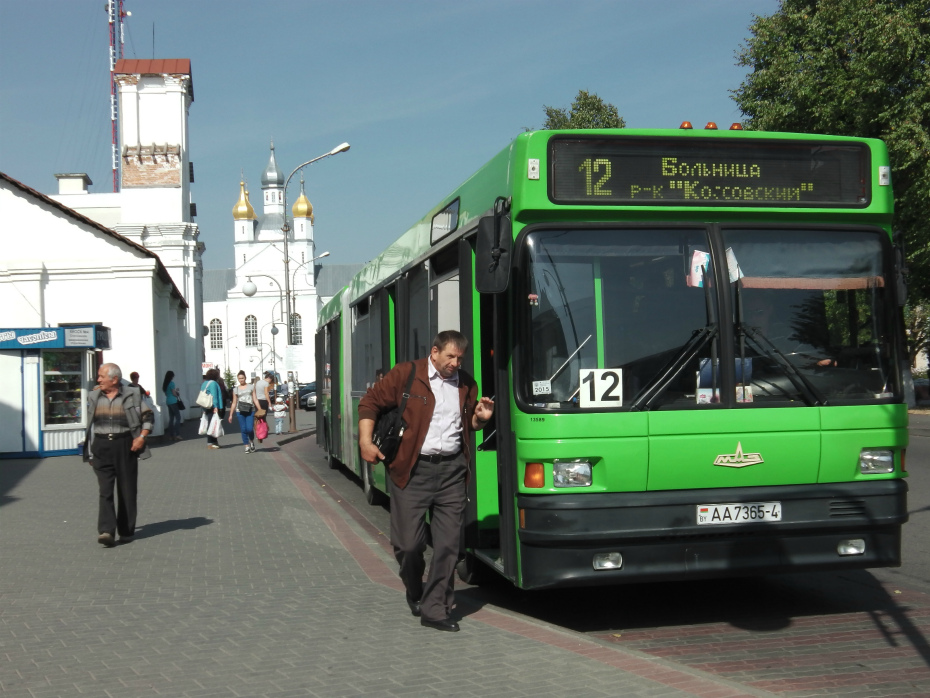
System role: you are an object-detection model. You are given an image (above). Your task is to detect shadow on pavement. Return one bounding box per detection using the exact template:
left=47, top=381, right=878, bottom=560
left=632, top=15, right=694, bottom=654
left=0, top=459, right=41, bottom=507
left=136, top=516, right=214, bottom=539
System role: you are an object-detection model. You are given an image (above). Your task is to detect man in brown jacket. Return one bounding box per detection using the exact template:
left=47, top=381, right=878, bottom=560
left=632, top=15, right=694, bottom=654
left=359, top=330, right=494, bottom=632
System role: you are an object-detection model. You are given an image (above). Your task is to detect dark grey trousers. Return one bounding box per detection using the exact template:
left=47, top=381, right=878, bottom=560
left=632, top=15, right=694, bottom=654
left=389, top=454, right=467, bottom=622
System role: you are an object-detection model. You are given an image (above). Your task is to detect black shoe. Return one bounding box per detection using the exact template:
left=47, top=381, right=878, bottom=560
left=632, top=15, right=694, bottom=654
left=98, top=532, right=116, bottom=548
left=421, top=617, right=459, bottom=632
left=407, top=599, right=422, bottom=617
left=119, top=534, right=134, bottom=544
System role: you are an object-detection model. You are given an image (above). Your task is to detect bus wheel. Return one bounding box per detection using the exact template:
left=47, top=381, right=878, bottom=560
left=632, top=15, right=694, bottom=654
left=455, top=553, right=492, bottom=586
left=363, top=460, right=387, bottom=506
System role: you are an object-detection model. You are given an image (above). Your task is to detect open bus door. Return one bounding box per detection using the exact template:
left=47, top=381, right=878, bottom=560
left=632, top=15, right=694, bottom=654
left=461, top=213, right=518, bottom=585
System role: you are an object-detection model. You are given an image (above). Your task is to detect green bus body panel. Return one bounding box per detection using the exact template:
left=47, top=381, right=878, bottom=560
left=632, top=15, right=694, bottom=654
left=512, top=405, right=906, bottom=493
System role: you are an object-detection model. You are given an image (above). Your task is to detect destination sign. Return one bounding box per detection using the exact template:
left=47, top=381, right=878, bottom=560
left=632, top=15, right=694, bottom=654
left=548, top=137, right=870, bottom=208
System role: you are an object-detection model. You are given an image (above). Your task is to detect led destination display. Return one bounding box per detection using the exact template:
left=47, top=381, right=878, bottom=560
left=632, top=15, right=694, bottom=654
left=549, top=137, right=870, bottom=207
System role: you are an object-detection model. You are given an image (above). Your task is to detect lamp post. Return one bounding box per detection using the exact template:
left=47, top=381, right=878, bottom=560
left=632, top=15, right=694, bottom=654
left=282, top=144, right=349, bottom=344
left=280, top=142, right=349, bottom=433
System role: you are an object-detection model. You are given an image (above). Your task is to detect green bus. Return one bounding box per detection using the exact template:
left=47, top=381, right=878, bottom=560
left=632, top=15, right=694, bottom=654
left=316, top=125, right=909, bottom=590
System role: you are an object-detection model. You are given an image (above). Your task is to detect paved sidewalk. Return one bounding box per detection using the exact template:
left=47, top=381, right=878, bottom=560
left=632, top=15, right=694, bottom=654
left=0, top=413, right=773, bottom=698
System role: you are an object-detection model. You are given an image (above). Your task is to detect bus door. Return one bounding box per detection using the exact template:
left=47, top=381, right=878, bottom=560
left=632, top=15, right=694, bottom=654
left=326, top=319, right=343, bottom=463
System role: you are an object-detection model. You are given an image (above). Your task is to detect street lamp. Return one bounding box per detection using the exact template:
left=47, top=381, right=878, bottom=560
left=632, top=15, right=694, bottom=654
left=242, top=275, right=286, bottom=323
left=281, top=142, right=350, bottom=433
left=282, top=143, right=349, bottom=344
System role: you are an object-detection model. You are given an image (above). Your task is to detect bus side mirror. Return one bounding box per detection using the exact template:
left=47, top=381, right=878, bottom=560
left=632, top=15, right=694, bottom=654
left=475, top=213, right=512, bottom=294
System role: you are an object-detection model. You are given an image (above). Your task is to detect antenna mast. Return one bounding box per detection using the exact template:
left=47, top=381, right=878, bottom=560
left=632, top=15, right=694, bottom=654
left=107, top=1, right=128, bottom=192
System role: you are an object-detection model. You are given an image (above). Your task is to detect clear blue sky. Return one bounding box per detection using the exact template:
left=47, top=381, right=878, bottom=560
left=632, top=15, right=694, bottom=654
left=0, top=0, right=780, bottom=271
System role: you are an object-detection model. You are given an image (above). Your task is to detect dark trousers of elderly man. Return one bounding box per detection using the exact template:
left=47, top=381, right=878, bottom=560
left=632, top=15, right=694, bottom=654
left=91, top=435, right=139, bottom=542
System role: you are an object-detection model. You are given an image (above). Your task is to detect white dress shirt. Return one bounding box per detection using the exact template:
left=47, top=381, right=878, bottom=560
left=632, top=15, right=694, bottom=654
left=420, top=358, right=463, bottom=456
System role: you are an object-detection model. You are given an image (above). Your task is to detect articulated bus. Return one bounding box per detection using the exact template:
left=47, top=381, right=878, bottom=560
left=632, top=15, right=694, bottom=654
left=316, top=125, right=908, bottom=590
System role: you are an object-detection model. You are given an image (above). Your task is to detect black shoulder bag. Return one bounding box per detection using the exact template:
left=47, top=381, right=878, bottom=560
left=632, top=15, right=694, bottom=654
left=372, top=363, right=416, bottom=466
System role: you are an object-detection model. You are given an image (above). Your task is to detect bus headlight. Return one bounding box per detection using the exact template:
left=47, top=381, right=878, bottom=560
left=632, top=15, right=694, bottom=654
left=859, top=449, right=894, bottom=474
left=553, top=459, right=592, bottom=487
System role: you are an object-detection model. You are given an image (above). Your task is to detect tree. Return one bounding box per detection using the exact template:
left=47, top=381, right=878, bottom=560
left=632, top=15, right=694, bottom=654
left=541, top=90, right=625, bottom=130
left=731, top=0, right=930, bottom=301
left=223, top=367, right=235, bottom=391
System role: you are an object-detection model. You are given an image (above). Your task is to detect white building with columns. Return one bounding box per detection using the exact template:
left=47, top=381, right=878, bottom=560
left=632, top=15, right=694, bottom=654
left=202, top=142, right=360, bottom=385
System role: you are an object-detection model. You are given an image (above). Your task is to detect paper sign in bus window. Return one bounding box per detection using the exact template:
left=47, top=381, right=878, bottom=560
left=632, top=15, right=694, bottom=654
left=579, top=369, right=623, bottom=408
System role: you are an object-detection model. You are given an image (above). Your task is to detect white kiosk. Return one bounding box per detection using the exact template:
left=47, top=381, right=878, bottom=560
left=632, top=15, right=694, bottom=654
left=0, top=325, right=111, bottom=458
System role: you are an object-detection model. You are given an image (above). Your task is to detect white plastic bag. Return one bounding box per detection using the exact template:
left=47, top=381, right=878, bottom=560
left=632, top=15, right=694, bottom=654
left=198, top=412, right=210, bottom=435
left=207, top=413, right=224, bottom=439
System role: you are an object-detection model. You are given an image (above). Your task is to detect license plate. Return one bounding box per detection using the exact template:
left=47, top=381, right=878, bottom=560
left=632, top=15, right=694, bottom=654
left=696, top=501, right=781, bottom=525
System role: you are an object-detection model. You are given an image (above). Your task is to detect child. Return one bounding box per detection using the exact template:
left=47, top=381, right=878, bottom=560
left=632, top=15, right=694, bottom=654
left=273, top=395, right=287, bottom=434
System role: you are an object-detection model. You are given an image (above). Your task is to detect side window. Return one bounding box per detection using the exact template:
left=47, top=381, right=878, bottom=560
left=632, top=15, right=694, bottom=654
left=407, top=265, right=429, bottom=361
left=209, top=319, right=223, bottom=349
left=351, top=298, right=370, bottom=391
left=244, top=315, right=258, bottom=347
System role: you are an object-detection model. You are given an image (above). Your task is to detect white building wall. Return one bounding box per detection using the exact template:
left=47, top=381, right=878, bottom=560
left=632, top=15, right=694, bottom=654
left=1, top=180, right=190, bottom=436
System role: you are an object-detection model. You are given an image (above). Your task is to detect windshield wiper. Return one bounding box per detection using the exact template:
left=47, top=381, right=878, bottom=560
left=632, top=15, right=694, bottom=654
left=733, top=279, right=826, bottom=407
left=630, top=262, right=718, bottom=411
left=629, top=323, right=718, bottom=411
left=741, top=324, right=828, bottom=406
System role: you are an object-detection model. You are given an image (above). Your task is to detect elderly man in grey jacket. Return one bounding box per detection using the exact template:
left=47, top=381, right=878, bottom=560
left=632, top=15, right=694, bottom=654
left=83, top=363, right=153, bottom=547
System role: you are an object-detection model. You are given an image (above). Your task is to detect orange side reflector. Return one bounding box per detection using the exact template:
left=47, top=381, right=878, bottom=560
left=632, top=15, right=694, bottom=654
left=679, top=121, right=693, bottom=130
left=730, top=122, right=743, bottom=130
left=901, top=449, right=907, bottom=473
left=519, top=508, right=526, bottom=529
left=524, top=462, right=545, bottom=488
left=705, top=122, right=718, bottom=130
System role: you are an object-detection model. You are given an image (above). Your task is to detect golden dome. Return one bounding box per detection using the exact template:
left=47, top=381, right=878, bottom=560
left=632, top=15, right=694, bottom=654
left=292, top=177, right=313, bottom=220
left=232, top=181, right=257, bottom=220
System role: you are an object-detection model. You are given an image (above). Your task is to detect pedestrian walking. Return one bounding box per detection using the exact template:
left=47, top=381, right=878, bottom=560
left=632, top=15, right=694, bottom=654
left=82, top=363, right=153, bottom=547
left=358, top=330, right=494, bottom=632
left=255, top=372, right=273, bottom=442
left=200, top=368, right=225, bottom=450
left=163, top=370, right=183, bottom=441
left=272, top=395, right=287, bottom=434
left=228, top=370, right=258, bottom=453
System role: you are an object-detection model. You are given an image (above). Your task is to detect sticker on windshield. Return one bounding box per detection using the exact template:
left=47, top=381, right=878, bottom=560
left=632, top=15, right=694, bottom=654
left=579, top=369, right=622, bottom=408
left=726, top=247, right=744, bottom=283
left=532, top=380, right=552, bottom=396
left=688, top=250, right=710, bottom=287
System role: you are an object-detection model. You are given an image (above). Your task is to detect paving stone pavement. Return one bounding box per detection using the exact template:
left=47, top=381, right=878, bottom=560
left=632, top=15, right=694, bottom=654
left=1, top=415, right=775, bottom=698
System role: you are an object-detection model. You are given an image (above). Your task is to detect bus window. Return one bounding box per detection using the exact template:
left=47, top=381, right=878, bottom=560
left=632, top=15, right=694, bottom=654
left=406, top=265, right=429, bottom=361
left=725, top=228, right=896, bottom=404
left=522, top=228, right=715, bottom=410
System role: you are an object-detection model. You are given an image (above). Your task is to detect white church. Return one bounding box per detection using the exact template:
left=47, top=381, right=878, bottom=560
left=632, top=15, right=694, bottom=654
left=201, top=144, right=360, bottom=387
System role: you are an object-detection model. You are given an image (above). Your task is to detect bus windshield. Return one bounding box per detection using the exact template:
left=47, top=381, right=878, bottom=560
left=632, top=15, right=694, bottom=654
left=521, top=226, right=897, bottom=410
left=725, top=228, right=896, bottom=405
left=522, top=228, right=717, bottom=409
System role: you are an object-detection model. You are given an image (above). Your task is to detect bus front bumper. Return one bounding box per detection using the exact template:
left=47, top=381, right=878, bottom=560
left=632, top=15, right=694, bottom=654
left=516, top=480, right=908, bottom=590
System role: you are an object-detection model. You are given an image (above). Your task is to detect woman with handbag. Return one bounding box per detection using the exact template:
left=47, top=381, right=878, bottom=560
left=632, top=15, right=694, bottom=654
left=163, top=370, right=183, bottom=442
left=228, top=371, right=259, bottom=453
left=254, top=372, right=273, bottom=443
left=199, top=368, right=225, bottom=450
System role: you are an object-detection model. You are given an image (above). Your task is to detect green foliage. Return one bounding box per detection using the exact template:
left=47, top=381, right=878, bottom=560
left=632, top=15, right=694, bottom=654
left=542, top=90, right=626, bottom=130
left=223, top=367, right=235, bottom=390
left=731, top=0, right=930, bottom=300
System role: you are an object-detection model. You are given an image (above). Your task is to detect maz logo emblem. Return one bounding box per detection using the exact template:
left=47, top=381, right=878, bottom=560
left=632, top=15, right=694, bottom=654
left=714, top=442, right=764, bottom=468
